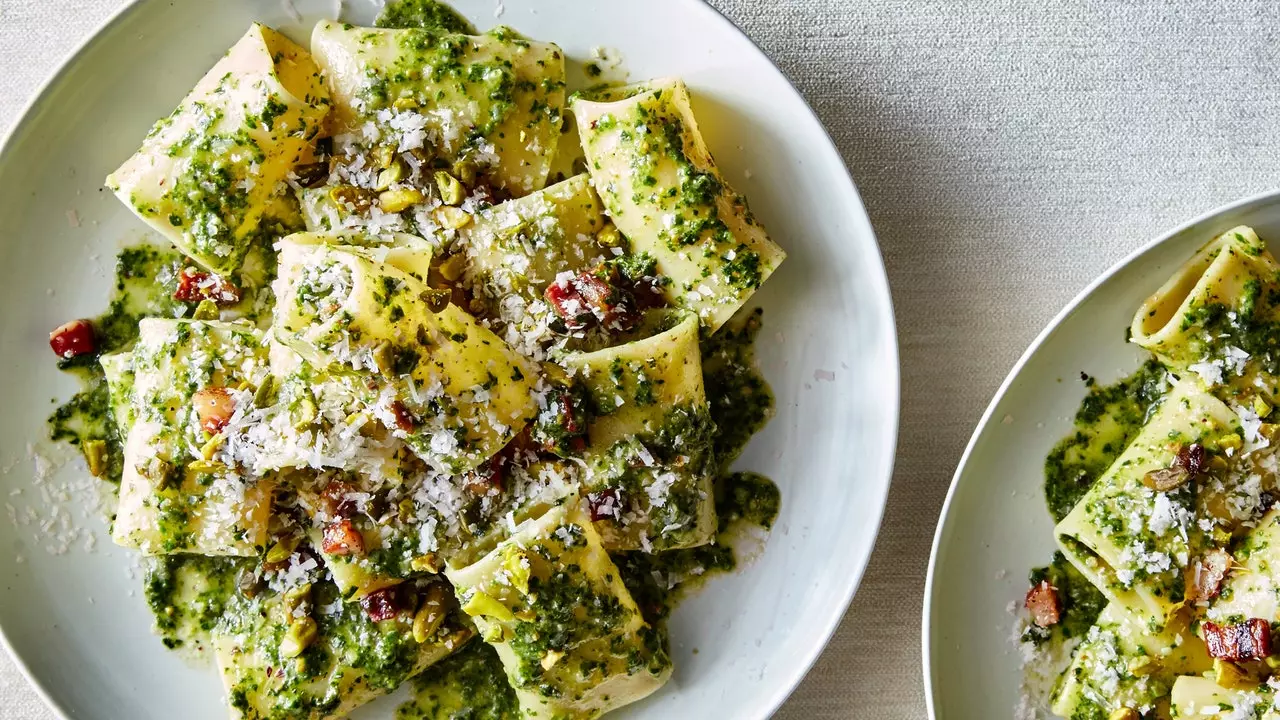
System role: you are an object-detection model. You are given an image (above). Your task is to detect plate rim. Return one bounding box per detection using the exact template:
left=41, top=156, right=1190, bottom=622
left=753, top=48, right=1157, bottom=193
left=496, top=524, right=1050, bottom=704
left=920, top=186, right=1280, bottom=719
left=0, top=1, right=902, bottom=718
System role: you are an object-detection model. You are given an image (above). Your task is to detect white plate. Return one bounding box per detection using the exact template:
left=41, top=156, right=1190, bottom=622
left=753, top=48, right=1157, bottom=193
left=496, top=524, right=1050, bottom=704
left=923, top=189, right=1280, bottom=719
left=0, top=1, right=898, bottom=718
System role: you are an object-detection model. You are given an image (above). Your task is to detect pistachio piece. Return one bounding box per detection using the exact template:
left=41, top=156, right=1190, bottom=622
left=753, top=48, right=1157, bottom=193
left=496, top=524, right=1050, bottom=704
left=375, top=159, right=407, bottom=191
left=1141, top=466, right=1189, bottom=492
left=482, top=624, right=507, bottom=643
left=392, top=96, right=418, bottom=111
left=420, top=288, right=451, bottom=313
left=412, top=584, right=451, bottom=643
left=462, top=591, right=515, bottom=623
left=451, top=157, right=477, bottom=187
left=265, top=535, right=300, bottom=564
left=1126, top=655, right=1155, bottom=676
left=437, top=253, right=468, bottom=282
left=1215, top=657, right=1263, bottom=689
left=374, top=145, right=397, bottom=170
left=192, top=299, right=220, bottom=320
left=434, top=171, right=465, bottom=206
left=330, top=185, right=373, bottom=214
left=410, top=553, right=441, bottom=574
left=1256, top=396, right=1273, bottom=418
left=1107, top=709, right=1138, bottom=720
left=253, top=376, right=276, bottom=408
left=1220, top=432, right=1243, bottom=454
left=371, top=341, right=396, bottom=377
left=83, top=440, right=109, bottom=478
left=282, top=583, right=313, bottom=615
left=186, top=459, right=225, bottom=477
left=294, top=398, right=318, bottom=430
left=200, top=433, right=224, bottom=461
left=434, top=206, right=472, bottom=230
left=139, top=457, right=176, bottom=489
left=595, top=223, right=623, bottom=247
left=279, top=617, right=318, bottom=658
left=540, top=649, right=565, bottom=671
left=291, top=161, right=330, bottom=189
left=501, top=546, right=532, bottom=596
left=379, top=187, right=426, bottom=213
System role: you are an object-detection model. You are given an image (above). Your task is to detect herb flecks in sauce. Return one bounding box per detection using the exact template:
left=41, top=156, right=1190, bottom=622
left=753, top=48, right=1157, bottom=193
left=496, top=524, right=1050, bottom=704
left=1043, top=360, right=1168, bottom=522
left=397, top=640, right=518, bottom=720
left=48, top=244, right=185, bottom=483
left=701, top=307, right=775, bottom=470
left=376, top=0, right=477, bottom=33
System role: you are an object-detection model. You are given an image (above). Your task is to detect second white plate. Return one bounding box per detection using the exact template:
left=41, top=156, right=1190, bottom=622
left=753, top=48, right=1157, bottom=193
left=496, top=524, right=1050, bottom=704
left=923, top=189, right=1280, bottom=719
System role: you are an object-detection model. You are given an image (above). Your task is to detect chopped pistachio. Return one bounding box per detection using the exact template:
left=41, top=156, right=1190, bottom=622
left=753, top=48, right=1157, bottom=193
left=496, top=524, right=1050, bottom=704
left=501, top=546, right=532, bottom=595
left=1262, top=423, right=1280, bottom=441
left=462, top=591, right=515, bottom=623
left=375, top=159, right=407, bottom=191
left=192, top=300, right=220, bottom=320
left=291, top=161, right=329, bottom=189
left=540, top=649, right=565, bottom=671
left=83, top=440, right=108, bottom=478
left=371, top=341, right=395, bottom=377
left=266, top=535, right=300, bottom=564
left=410, top=553, right=441, bottom=574
left=595, top=223, right=623, bottom=247
left=294, top=398, right=317, bottom=429
left=1219, top=432, right=1243, bottom=454
left=443, top=628, right=473, bottom=650
left=330, top=185, right=373, bottom=214
left=1267, top=655, right=1280, bottom=670
left=434, top=206, right=472, bottom=229
left=139, top=457, right=176, bottom=488
left=379, top=187, right=426, bottom=213
left=412, top=584, right=450, bottom=643
left=1215, top=658, right=1262, bottom=689
left=392, top=96, right=418, bottom=111
left=514, top=608, right=537, bottom=622
left=434, top=171, right=465, bottom=206
left=1107, top=709, right=1138, bottom=720
left=451, top=157, right=478, bottom=186
left=253, top=376, right=276, bottom=408
left=279, top=617, right=318, bottom=658
left=1212, top=526, right=1233, bottom=547
left=437, top=253, right=467, bottom=282
left=200, top=434, right=224, bottom=461
left=398, top=497, right=416, bottom=521
left=482, top=624, right=506, bottom=643
left=1255, top=396, right=1274, bottom=418
left=374, top=145, right=397, bottom=170
left=1126, top=655, right=1155, bottom=676
left=186, top=459, right=225, bottom=476
left=421, top=288, right=451, bottom=313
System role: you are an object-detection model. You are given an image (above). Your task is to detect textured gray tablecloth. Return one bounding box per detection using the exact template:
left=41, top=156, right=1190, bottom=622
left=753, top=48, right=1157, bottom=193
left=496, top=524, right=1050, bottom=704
left=6, top=0, right=1280, bottom=717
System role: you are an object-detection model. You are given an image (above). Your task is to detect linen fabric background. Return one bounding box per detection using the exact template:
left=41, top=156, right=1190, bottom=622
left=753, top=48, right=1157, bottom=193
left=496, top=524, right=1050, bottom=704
left=5, top=0, right=1280, bottom=717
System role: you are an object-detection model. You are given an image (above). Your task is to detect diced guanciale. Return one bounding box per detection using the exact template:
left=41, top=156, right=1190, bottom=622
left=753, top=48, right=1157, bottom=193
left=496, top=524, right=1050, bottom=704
left=1024, top=580, right=1061, bottom=627
left=174, top=267, right=242, bottom=305
left=544, top=268, right=639, bottom=332
left=49, top=319, right=97, bottom=359
left=192, top=386, right=236, bottom=435
left=1203, top=619, right=1272, bottom=661
left=1185, top=548, right=1232, bottom=602
left=321, top=518, right=366, bottom=556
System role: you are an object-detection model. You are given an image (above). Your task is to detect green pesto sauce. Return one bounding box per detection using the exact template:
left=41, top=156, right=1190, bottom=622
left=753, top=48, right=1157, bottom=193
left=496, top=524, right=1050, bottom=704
left=377, top=0, right=477, bottom=33
left=47, top=243, right=185, bottom=483
left=397, top=640, right=517, bottom=720
left=143, top=554, right=245, bottom=651
left=615, top=471, right=781, bottom=623
left=1021, top=551, right=1105, bottom=646
left=701, top=307, right=775, bottom=470
left=1043, top=359, right=1167, bottom=522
